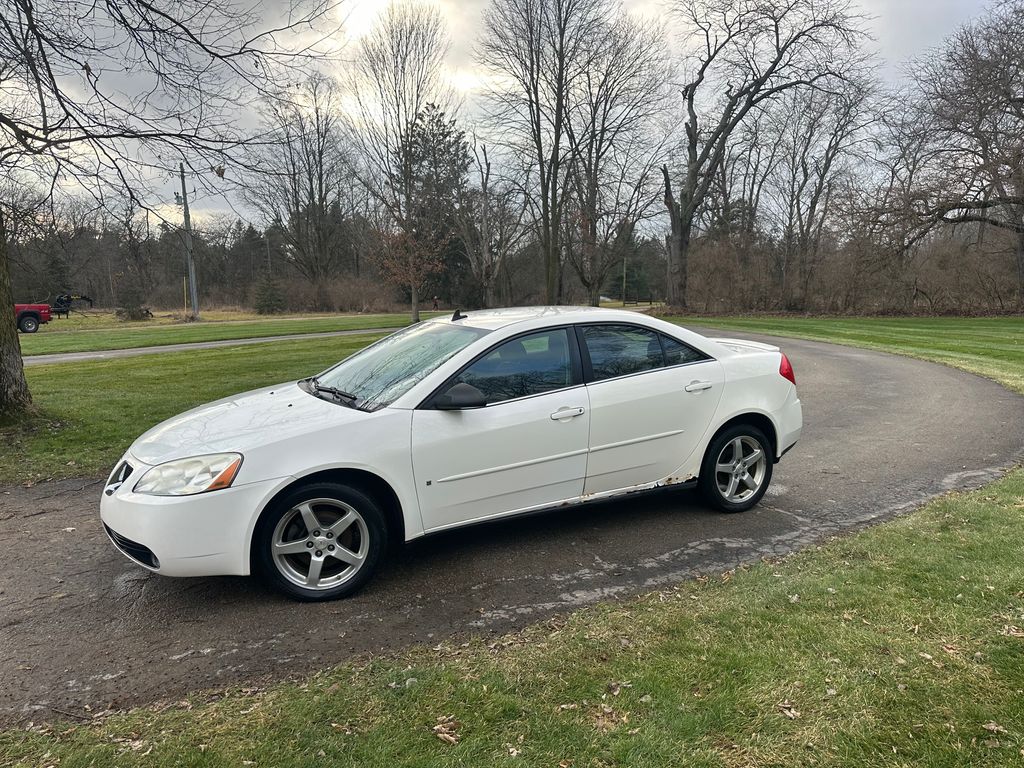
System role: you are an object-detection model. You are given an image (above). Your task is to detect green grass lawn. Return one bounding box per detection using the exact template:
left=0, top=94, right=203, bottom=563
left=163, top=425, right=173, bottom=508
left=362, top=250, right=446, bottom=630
left=1, top=315, right=1023, bottom=766
left=674, top=315, right=1024, bottom=395
left=2, top=332, right=387, bottom=484
left=19, top=311, right=440, bottom=356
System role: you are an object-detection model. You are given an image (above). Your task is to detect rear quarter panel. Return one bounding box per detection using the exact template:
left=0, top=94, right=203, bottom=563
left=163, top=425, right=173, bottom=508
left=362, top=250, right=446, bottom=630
left=709, top=351, right=794, bottom=455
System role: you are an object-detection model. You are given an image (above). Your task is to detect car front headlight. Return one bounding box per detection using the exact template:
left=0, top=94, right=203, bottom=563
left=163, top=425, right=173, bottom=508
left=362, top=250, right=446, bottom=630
left=133, top=453, right=243, bottom=496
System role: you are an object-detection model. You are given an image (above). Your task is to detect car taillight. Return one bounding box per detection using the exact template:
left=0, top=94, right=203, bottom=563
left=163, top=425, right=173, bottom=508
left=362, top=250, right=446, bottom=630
left=779, top=353, right=796, bottom=386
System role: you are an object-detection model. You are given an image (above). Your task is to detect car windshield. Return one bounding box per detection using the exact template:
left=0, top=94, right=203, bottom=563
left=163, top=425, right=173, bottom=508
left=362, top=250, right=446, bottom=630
left=312, top=322, right=490, bottom=411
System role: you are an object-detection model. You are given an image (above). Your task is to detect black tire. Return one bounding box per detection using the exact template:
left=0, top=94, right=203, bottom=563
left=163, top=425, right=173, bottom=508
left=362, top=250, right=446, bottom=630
left=18, top=315, right=39, bottom=333
left=253, top=481, right=388, bottom=601
left=698, top=424, right=773, bottom=513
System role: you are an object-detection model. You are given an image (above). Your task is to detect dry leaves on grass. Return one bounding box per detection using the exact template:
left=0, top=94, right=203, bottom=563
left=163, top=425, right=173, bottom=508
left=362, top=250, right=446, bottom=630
left=777, top=700, right=801, bottom=719
left=593, top=704, right=629, bottom=732
left=432, top=715, right=460, bottom=745
left=1000, top=625, right=1024, bottom=637
left=982, top=721, right=1008, bottom=734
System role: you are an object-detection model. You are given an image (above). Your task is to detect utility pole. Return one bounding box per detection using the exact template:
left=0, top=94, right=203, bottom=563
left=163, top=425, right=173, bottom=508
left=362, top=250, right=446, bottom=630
left=177, top=162, right=200, bottom=319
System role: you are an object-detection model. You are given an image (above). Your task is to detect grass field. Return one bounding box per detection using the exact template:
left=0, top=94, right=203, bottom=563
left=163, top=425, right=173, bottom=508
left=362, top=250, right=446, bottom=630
left=18, top=311, right=437, bottom=356
left=675, top=315, right=1024, bottom=395
left=1, top=333, right=387, bottom=484
left=1, top=315, right=1022, bottom=766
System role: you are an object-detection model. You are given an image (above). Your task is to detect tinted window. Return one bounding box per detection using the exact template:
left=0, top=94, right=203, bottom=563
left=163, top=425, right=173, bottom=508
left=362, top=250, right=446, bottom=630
left=582, top=325, right=664, bottom=381
left=661, top=334, right=709, bottom=366
left=454, top=328, right=573, bottom=404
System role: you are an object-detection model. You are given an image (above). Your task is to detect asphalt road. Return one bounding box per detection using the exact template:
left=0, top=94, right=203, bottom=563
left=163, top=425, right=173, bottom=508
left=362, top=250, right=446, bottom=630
left=21, top=327, right=396, bottom=365
left=2, top=333, right=1022, bottom=725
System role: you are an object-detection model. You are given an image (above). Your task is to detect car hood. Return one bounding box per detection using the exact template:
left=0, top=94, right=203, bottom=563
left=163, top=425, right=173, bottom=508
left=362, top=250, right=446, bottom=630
left=129, top=381, right=368, bottom=465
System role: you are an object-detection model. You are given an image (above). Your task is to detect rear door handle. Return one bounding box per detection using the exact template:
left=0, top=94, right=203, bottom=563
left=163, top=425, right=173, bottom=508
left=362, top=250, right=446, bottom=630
left=684, top=381, right=713, bottom=393
left=550, top=406, right=586, bottom=420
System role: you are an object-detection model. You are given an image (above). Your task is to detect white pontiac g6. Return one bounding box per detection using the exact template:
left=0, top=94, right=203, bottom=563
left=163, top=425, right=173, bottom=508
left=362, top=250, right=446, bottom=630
left=100, top=307, right=802, bottom=601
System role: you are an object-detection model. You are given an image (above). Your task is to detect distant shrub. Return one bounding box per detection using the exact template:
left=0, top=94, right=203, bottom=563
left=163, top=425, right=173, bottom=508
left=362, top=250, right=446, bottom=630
left=115, top=280, right=153, bottom=321
left=254, top=274, right=286, bottom=315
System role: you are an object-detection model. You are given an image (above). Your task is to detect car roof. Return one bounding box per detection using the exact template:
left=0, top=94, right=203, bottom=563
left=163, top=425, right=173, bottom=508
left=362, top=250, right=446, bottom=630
left=425, top=306, right=656, bottom=331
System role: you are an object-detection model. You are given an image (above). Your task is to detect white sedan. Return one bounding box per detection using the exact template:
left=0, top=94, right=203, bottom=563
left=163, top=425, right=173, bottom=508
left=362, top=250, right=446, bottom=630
left=100, top=307, right=801, bottom=601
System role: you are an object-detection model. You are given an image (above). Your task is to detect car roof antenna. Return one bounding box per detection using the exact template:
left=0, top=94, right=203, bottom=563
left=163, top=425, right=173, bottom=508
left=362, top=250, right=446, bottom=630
left=451, top=308, right=467, bottom=321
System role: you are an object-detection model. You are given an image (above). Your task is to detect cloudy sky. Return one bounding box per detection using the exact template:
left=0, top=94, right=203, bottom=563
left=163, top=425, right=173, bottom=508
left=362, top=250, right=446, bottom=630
left=338, top=0, right=984, bottom=83
left=187, top=0, right=987, bottom=221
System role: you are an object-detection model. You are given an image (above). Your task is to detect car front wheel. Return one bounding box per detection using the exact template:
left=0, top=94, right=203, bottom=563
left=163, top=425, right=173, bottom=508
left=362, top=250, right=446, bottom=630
left=699, top=425, right=773, bottom=513
left=18, top=315, right=39, bottom=333
left=253, top=482, right=387, bottom=601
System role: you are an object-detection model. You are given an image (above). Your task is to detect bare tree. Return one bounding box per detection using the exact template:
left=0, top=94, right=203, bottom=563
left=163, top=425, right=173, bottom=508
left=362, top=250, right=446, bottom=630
left=768, top=75, right=876, bottom=308
left=479, top=0, right=607, bottom=304
left=456, top=144, right=530, bottom=307
left=661, top=0, right=865, bottom=307
left=245, top=75, right=349, bottom=310
left=0, top=0, right=335, bottom=418
left=346, top=0, right=450, bottom=320
left=908, top=0, right=1024, bottom=306
left=563, top=14, right=670, bottom=305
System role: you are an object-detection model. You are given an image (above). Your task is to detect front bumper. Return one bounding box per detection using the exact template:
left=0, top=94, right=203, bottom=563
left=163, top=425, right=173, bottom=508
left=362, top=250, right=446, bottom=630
left=99, top=457, right=286, bottom=577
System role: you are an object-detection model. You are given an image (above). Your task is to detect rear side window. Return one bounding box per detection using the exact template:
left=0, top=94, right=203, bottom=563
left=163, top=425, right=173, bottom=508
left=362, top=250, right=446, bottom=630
left=661, top=334, right=709, bottom=366
left=581, top=325, right=663, bottom=382
left=453, top=328, right=573, bottom=404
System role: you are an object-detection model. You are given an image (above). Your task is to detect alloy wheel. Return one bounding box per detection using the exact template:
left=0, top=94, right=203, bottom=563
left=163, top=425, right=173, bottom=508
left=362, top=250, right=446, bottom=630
left=271, top=498, right=369, bottom=590
left=714, top=436, right=767, bottom=504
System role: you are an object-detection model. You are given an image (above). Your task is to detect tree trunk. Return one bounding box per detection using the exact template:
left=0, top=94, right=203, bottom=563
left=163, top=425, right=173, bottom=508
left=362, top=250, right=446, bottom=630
left=1016, top=227, right=1024, bottom=311
left=0, top=235, right=32, bottom=420
left=545, top=235, right=559, bottom=305
left=483, top=275, right=495, bottom=309
left=410, top=283, right=420, bottom=323
left=663, top=166, right=687, bottom=309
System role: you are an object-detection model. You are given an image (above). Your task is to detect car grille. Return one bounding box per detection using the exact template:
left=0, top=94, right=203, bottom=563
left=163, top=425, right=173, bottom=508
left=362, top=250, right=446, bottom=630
left=104, top=524, right=160, bottom=569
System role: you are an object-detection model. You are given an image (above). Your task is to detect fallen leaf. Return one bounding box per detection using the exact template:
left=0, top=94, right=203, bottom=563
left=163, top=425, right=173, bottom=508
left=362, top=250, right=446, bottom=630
left=982, top=721, right=1007, bottom=734
left=777, top=700, right=801, bottom=719
left=432, top=715, right=460, bottom=745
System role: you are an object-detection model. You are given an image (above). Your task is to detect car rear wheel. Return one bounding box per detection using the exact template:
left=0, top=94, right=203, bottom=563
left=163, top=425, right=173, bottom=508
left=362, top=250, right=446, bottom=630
left=18, top=315, right=39, bottom=333
left=699, top=424, right=773, bottom=513
left=253, top=482, right=387, bottom=601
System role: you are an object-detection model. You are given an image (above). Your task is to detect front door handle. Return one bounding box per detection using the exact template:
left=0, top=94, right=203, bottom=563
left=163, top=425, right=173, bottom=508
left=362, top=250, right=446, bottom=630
left=550, top=406, right=586, bottom=420
left=684, top=380, right=713, bottom=393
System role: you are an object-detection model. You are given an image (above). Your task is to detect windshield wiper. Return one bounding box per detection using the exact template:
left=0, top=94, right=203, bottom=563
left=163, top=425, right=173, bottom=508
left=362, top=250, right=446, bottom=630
left=309, top=377, right=359, bottom=406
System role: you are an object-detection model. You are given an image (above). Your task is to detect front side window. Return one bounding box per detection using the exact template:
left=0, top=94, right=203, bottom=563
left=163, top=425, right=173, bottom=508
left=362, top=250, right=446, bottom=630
left=582, top=324, right=664, bottom=381
left=452, top=328, right=574, bottom=404
left=314, top=322, right=490, bottom=410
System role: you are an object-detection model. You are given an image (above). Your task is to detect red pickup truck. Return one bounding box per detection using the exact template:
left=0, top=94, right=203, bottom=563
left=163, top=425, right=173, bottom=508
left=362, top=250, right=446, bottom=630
left=14, top=303, right=51, bottom=333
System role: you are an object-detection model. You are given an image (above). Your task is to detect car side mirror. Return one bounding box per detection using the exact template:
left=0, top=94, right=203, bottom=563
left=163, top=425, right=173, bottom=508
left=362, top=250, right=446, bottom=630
left=434, top=382, right=488, bottom=410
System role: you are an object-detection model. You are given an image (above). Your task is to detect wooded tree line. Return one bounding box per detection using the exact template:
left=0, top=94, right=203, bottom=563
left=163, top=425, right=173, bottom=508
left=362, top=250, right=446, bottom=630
left=5, top=0, right=1023, bottom=323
